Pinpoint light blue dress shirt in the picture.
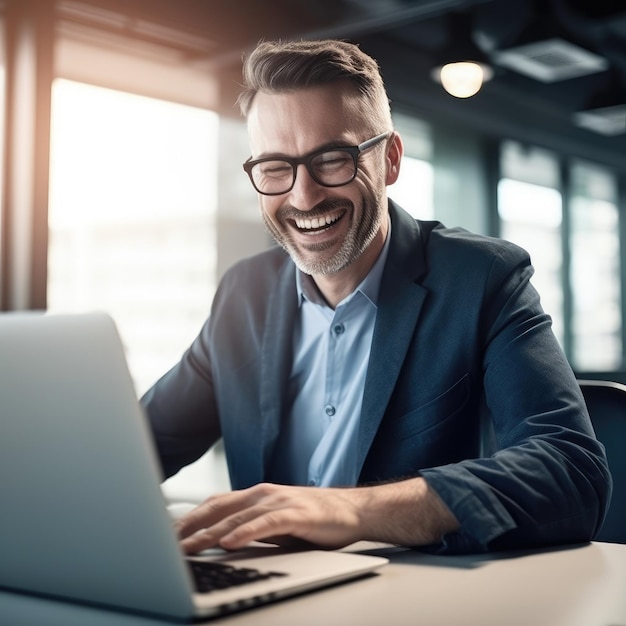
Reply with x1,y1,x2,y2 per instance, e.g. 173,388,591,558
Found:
273,223,392,487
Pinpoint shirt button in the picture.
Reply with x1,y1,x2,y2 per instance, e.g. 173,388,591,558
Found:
325,405,336,417
308,479,316,486
333,323,345,335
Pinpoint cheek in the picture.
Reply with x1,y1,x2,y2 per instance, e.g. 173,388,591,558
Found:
354,169,383,203
259,198,280,223
357,160,385,189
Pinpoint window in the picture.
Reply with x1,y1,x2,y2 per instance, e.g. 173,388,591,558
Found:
498,142,564,345
498,178,564,343
390,112,434,219
47,79,233,501
48,79,218,396
390,156,434,219
569,161,622,371
498,142,624,369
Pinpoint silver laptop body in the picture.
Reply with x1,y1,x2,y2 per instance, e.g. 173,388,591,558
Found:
0,311,387,620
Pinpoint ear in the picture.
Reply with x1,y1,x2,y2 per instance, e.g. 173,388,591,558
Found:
385,131,404,186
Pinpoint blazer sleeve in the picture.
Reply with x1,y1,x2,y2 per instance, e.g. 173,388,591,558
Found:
140,317,221,480
419,244,612,554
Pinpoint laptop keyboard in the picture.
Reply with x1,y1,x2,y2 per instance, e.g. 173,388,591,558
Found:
188,560,287,593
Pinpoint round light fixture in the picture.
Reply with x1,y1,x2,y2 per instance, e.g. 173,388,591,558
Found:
435,61,493,98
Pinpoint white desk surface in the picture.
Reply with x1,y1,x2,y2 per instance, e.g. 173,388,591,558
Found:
2,541,625,626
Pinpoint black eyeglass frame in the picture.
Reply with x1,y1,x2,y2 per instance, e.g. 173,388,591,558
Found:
242,131,391,196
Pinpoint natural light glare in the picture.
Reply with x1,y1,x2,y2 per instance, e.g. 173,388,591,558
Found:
498,179,562,228
570,196,622,370
498,178,564,345
389,156,434,219
48,79,218,395
49,80,215,226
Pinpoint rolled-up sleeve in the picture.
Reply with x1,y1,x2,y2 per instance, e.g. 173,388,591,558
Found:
420,252,612,553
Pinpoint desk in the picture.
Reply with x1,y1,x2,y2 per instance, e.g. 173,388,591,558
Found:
2,541,625,626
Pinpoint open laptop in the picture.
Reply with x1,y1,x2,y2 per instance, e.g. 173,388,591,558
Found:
0,311,387,621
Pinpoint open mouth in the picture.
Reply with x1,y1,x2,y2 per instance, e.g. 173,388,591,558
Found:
293,209,345,233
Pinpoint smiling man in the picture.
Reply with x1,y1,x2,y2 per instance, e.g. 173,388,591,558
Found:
244,86,393,306
142,39,611,554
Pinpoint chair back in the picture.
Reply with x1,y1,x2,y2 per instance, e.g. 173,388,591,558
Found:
578,379,626,544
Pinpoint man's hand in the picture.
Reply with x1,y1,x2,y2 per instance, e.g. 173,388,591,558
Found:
175,483,364,553
174,477,460,554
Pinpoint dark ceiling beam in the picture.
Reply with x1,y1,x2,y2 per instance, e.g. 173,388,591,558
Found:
203,0,495,72
211,0,496,115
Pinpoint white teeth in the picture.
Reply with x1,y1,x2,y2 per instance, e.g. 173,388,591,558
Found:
295,212,341,230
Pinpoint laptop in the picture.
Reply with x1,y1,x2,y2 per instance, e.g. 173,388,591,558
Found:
0,311,388,621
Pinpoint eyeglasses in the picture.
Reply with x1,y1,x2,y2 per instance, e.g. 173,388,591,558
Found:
242,132,391,196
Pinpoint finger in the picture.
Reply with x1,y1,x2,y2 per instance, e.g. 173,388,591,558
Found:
218,495,361,551
177,483,286,540
175,489,254,539
217,509,304,550
180,505,277,553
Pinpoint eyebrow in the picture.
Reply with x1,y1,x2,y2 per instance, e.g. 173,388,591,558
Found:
252,138,355,161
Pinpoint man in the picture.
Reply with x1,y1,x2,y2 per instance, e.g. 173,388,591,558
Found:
142,39,611,555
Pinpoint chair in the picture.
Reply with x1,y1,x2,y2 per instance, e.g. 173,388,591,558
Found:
578,379,626,544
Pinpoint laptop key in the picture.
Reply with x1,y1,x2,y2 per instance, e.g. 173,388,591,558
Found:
188,561,287,593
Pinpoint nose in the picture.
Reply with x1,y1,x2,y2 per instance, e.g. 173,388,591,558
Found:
286,163,327,211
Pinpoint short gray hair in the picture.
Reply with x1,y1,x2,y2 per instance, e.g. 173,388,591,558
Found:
237,39,393,133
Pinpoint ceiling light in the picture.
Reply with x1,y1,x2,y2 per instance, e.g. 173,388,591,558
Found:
430,11,494,99
434,61,493,98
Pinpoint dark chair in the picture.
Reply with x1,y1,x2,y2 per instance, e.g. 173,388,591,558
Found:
578,379,626,544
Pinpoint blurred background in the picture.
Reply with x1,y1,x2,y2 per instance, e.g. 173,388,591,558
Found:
1,0,625,499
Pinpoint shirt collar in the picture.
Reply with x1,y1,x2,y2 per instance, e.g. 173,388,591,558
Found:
296,217,392,308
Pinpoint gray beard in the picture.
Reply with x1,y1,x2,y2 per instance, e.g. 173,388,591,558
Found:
261,196,382,276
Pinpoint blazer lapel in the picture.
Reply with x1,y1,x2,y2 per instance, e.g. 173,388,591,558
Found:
357,203,431,474
259,257,299,478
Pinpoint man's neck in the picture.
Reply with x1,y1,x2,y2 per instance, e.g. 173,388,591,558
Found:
312,224,388,309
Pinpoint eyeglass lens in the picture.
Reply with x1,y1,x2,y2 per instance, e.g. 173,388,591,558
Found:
250,149,356,195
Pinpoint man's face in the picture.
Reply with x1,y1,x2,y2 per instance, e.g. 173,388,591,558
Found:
246,83,390,277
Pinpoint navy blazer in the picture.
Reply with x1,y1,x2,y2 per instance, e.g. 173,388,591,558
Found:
143,201,611,553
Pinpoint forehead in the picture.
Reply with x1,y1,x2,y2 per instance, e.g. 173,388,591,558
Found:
246,83,367,156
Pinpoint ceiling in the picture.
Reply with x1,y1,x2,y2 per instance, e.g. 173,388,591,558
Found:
54,0,626,172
